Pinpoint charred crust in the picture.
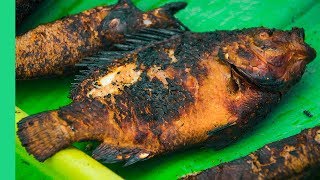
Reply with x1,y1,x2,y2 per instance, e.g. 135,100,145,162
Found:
17,0,188,79
236,46,254,60
136,46,172,69
114,72,194,123
16,6,109,79
184,126,320,180
58,100,108,140
172,33,220,78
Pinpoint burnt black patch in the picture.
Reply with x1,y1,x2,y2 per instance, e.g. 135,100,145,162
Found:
67,16,85,34
237,47,254,60
134,32,215,78
136,46,172,69
171,32,238,78
115,73,193,122
173,33,210,76
256,147,273,164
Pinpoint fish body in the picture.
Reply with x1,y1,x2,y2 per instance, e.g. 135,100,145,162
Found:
16,0,188,79
18,28,316,165
183,126,320,180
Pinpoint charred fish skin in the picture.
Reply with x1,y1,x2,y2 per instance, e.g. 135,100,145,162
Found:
99,0,189,45
182,126,320,180
17,28,316,165
16,0,44,26
206,28,316,149
16,0,188,79
219,27,316,93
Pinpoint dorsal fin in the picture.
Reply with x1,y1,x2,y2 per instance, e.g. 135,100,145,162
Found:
71,28,183,91
117,28,183,50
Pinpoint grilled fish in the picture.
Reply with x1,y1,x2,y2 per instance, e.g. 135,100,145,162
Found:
17,27,316,166
16,0,44,26
183,126,320,180
16,0,188,79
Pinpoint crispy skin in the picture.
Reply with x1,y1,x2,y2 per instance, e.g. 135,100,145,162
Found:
183,126,320,180
16,6,111,79
17,28,316,165
16,0,188,79
16,0,43,26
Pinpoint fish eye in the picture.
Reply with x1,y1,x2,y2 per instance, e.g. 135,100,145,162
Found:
109,18,120,29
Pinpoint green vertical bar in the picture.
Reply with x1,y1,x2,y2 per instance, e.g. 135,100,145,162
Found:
0,0,15,179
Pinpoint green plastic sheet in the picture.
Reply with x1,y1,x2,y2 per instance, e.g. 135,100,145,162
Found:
16,0,320,179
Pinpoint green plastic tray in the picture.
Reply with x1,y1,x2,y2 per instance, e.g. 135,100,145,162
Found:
16,0,320,179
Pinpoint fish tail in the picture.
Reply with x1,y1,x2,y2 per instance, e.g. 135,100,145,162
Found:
160,2,187,15
17,110,73,161
150,2,189,31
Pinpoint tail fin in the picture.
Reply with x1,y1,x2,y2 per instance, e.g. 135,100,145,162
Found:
159,2,187,15
153,2,189,31
17,111,73,161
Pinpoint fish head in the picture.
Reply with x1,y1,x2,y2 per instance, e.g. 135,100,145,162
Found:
221,27,316,92
99,1,187,44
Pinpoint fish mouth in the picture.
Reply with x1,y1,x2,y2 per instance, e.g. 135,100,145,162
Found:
290,27,316,63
